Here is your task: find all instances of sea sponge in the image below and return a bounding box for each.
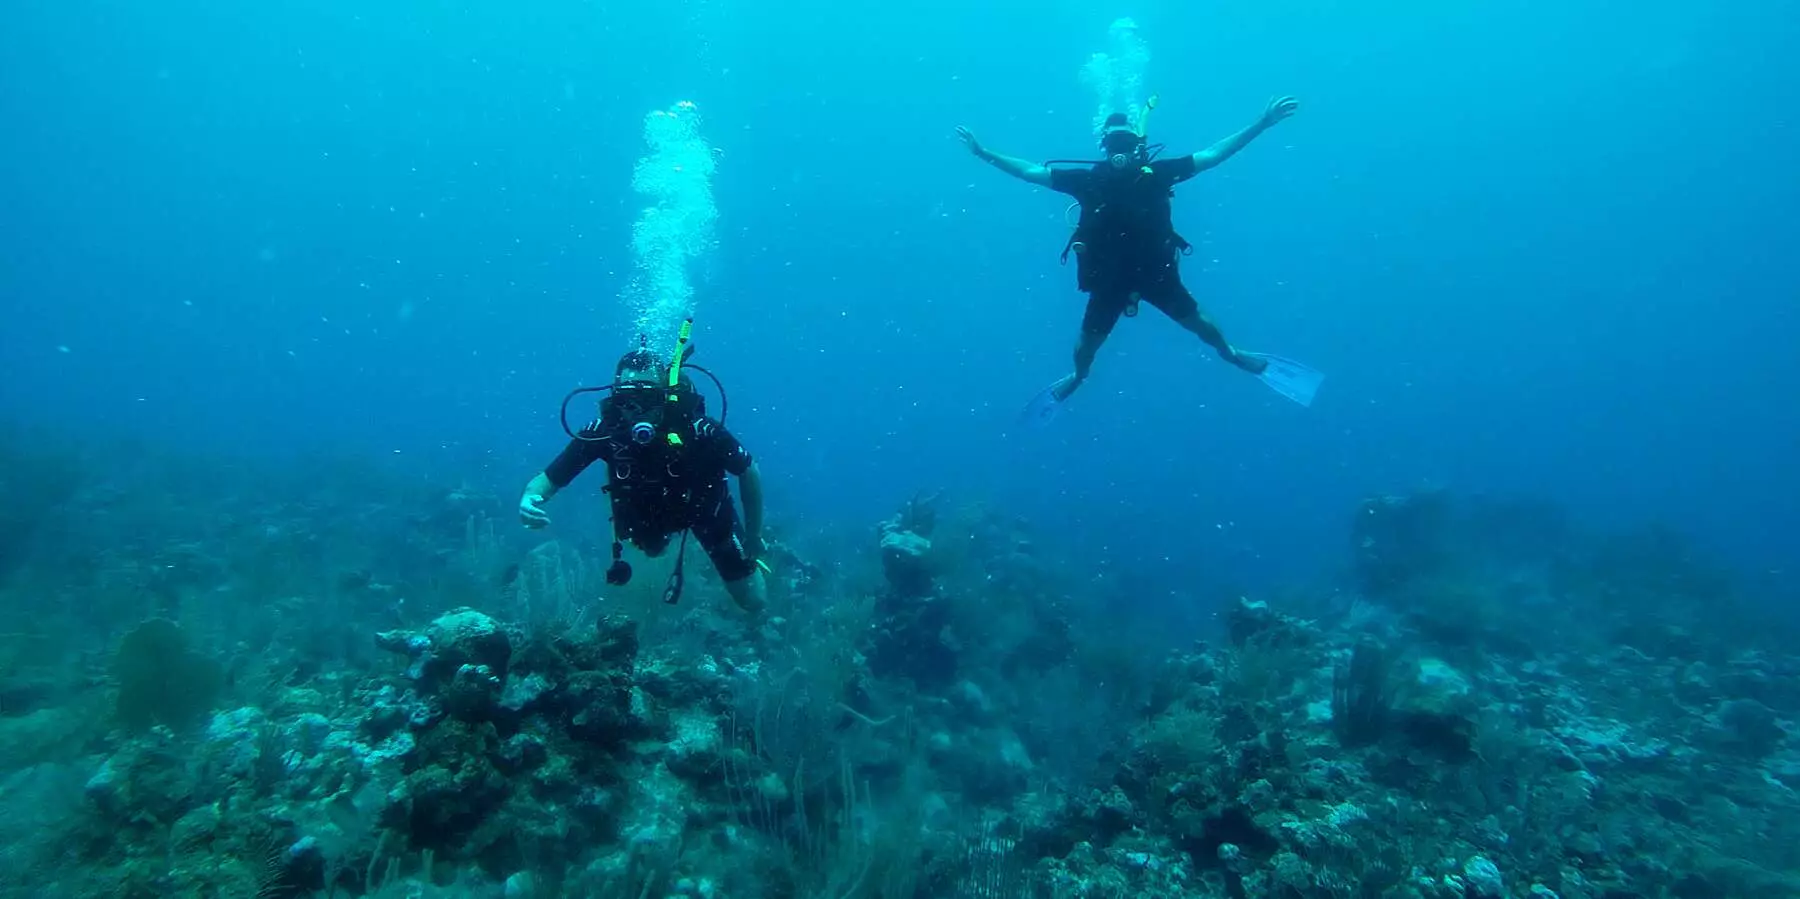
[113,618,223,733]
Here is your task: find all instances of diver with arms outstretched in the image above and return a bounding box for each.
[958,96,1322,417]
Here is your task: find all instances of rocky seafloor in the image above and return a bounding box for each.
[1,477,1796,899]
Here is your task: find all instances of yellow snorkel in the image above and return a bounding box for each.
[1133,94,1161,173]
[1137,93,1159,137]
[667,318,692,394]
[663,318,694,446]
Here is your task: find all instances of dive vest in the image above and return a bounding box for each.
[1060,165,1192,287]
[596,391,718,537]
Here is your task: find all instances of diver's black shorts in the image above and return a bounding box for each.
[689,492,756,582]
[627,492,756,582]
[1082,276,1200,337]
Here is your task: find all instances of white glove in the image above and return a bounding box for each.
[519,493,551,529]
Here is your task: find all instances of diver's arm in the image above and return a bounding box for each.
[957,126,1052,187]
[1191,96,1299,173]
[975,147,1053,187]
[524,471,559,503]
[1190,120,1273,173]
[519,471,559,528]
[737,462,765,548]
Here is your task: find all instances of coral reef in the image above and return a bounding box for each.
[0,437,1795,899]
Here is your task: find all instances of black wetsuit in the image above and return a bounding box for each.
[543,416,756,582]
[1051,155,1201,336]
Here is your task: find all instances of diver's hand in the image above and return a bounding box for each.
[1260,96,1299,128]
[519,493,551,529]
[745,532,766,566]
[955,126,985,157]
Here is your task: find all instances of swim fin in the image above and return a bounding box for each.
[1020,376,1074,428]
[1239,352,1324,408]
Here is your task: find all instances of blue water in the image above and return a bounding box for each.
[3,0,1796,603]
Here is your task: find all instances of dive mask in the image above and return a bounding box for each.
[608,382,666,445]
[1100,127,1147,169]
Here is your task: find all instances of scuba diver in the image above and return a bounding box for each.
[956,95,1322,417]
[517,324,767,614]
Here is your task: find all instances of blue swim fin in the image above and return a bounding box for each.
[1240,352,1324,408]
[1019,376,1074,428]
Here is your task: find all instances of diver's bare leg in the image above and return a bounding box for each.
[724,569,767,615]
[1171,310,1265,374]
[1055,328,1110,401]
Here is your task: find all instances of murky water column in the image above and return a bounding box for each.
[625,100,719,355]
[1078,17,1152,136]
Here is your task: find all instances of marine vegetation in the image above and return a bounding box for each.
[1,436,1796,899]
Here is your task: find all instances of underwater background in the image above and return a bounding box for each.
[2,0,1798,897]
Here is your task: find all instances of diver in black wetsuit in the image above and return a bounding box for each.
[517,347,768,614]
[957,96,1299,403]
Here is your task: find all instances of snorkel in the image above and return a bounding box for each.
[1138,92,1158,140]
[661,319,693,446]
